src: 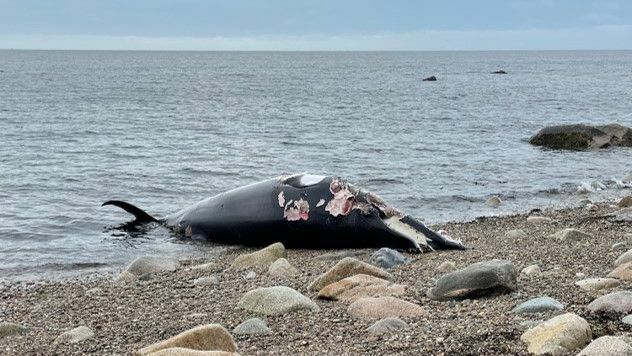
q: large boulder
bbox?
[317,274,406,302]
[137,324,237,355]
[529,123,632,149]
[520,313,591,355]
[308,257,391,292]
[237,286,319,316]
[428,259,517,299]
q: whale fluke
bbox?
[102,200,159,224]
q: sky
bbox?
[0,0,631,50]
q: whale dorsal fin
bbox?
[102,200,159,224]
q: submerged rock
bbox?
[428,259,517,299]
[368,248,407,269]
[422,75,437,81]
[486,196,502,207]
[529,123,632,150]
[492,70,507,74]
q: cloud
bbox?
[1,25,631,50]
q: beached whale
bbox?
[103,174,465,252]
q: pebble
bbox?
[347,296,425,320]
[0,322,28,338]
[268,258,299,278]
[366,317,409,335]
[550,228,592,241]
[317,274,406,302]
[308,257,392,292]
[505,229,527,239]
[237,286,319,316]
[527,216,552,224]
[137,324,237,355]
[587,291,632,314]
[244,271,257,280]
[577,335,632,356]
[486,196,502,207]
[520,313,591,355]
[428,259,517,300]
[520,264,542,277]
[368,248,407,269]
[193,276,220,287]
[125,256,179,276]
[575,278,621,291]
[436,261,457,273]
[231,242,285,269]
[233,318,271,336]
[576,272,586,279]
[53,326,94,344]
[607,261,632,280]
[512,296,563,314]
[614,248,632,266]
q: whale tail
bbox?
[102,200,159,225]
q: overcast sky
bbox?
[0,0,631,50]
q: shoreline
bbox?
[1,201,632,355]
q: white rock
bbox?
[575,278,621,292]
[244,271,257,279]
[521,265,542,277]
[125,256,179,276]
[54,326,94,344]
[231,242,285,269]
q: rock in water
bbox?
[577,335,632,356]
[347,296,425,320]
[137,324,237,355]
[53,326,94,344]
[550,228,592,241]
[0,322,28,338]
[233,318,271,336]
[520,313,591,355]
[317,274,406,302]
[512,297,564,314]
[575,278,621,291]
[486,196,502,207]
[237,286,319,316]
[528,124,630,149]
[231,242,285,269]
[308,257,392,292]
[492,70,507,74]
[428,259,517,299]
[268,258,298,278]
[366,317,409,335]
[587,291,632,314]
[125,256,179,276]
[368,248,407,269]
[422,75,437,81]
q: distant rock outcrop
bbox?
[529,123,632,150]
[422,75,437,82]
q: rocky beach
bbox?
[2,198,632,355]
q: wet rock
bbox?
[520,313,591,355]
[520,265,542,277]
[193,276,220,287]
[512,297,563,314]
[317,274,406,302]
[231,242,285,269]
[347,296,425,320]
[597,123,632,147]
[428,259,517,300]
[0,322,28,338]
[268,258,298,278]
[577,335,632,356]
[144,349,238,356]
[422,75,437,82]
[237,286,319,316]
[550,228,592,241]
[619,196,632,208]
[587,291,632,314]
[233,318,271,336]
[608,261,632,281]
[615,248,632,266]
[308,257,392,292]
[137,324,237,355]
[486,196,502,207]
[53,326,94,344]
[368,248,407,269]
[366,317,409,335]
[527,216,552,224]
[314,250,364,261]
[125,256,179,276]
[505,229,527,239]
[436,261,457,273]
[529,123,632,150]
[575,278,621,291]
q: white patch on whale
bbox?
[383,216,427,249]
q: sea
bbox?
[1,50,631,281]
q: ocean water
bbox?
[1,50,631,281]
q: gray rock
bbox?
[231,242,286,269]
[428,259,517,300]
[513,297,564,314]
[529,123,631,149]
[53,326,94,344]
[368,248,407,269]
[615,248,632,266]
[575,278,621,291]
[520,265,542,277]
[237,286,319,316]
[193,275,220,287]
[622,314,632,325]
[244,271,257,279]
[486,196,502,207]
[505,229,527,239]
[366,317,409,335]
[587,291,632,314]
[550,228,592,241]
[527,216,553,224]
[520,313,591,355]
[0,322,28,338]
[615,207,632,222]
[577,335,632,356]
[436,261,457,273]
[233,318,271,336]
[613,242,628,250]
[268,258,298,278]
[125,256,179,276]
